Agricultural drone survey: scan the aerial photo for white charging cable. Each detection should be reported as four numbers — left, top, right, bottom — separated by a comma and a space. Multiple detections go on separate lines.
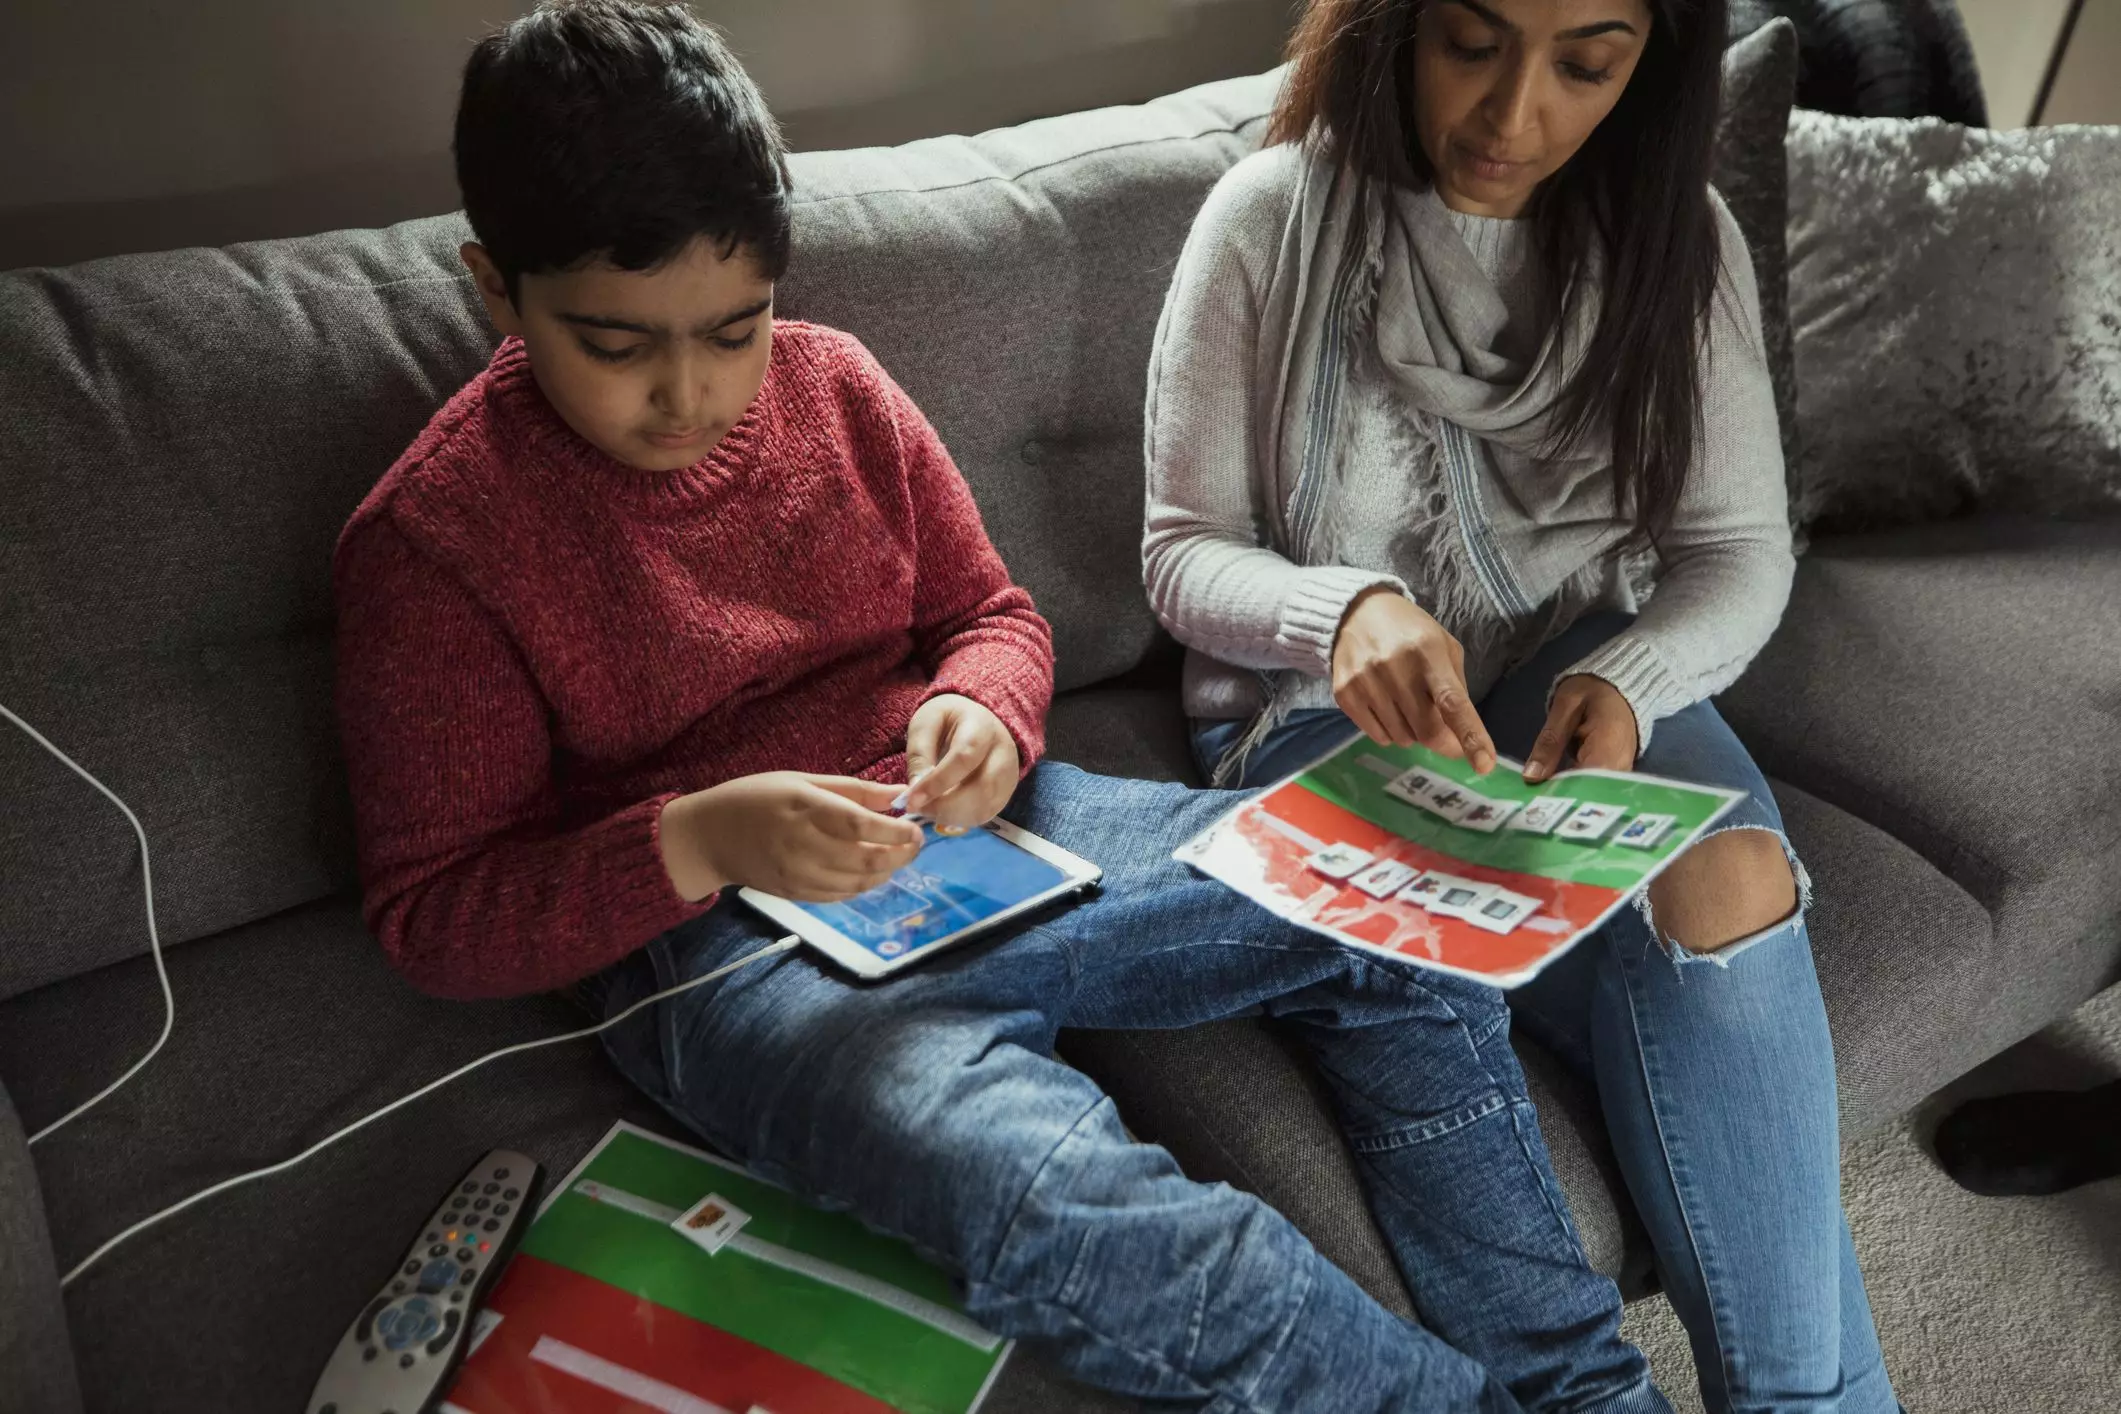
2, 703, 175, 1149
2, 702, 797, 1288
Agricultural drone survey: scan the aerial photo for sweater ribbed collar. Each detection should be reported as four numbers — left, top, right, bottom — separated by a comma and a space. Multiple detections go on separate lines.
483, 336, 768, 511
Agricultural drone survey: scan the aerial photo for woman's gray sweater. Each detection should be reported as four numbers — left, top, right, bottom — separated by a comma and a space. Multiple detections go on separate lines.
1143, 145, 1793, 754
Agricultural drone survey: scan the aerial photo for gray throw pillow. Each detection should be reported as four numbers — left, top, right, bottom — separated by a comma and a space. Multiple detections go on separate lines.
1786, 112, 2121, 530
1713, 17, 1801, 492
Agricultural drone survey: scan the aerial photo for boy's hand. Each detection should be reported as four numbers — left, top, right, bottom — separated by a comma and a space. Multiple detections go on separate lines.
903, 694, 1020, 835
1524, 675, 1639, 782
660, 772, 925, 903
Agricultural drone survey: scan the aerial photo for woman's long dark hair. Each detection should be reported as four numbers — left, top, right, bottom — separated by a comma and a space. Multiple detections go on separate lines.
1267, 0, 1728, 548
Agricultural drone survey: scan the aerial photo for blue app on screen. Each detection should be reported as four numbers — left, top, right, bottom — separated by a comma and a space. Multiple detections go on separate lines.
794, 825, 1069, 960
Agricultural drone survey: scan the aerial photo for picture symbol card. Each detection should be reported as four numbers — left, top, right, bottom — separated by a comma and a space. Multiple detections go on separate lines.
1464, 887, 1542, 936
1455, 797, 1523, 834
1304, 842, 1375, 879
1349, 858, 1420, 899
1615, 813, 1677, 850
670, 1193, 752, 1256
1506, 795, 1578, 835
1555, 802, 1626, 842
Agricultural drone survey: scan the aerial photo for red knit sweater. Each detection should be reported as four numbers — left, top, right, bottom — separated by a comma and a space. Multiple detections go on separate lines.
334, 324, 1054, 1000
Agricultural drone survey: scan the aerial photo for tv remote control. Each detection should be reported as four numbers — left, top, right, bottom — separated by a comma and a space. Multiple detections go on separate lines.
307, 1149, 543, 1414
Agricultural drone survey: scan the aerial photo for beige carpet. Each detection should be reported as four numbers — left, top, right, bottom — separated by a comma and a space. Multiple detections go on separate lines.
1621, 983, 2121, 1413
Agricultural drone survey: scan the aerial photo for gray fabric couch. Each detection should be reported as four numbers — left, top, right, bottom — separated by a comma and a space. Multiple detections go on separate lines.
2, 71, 2116, 1414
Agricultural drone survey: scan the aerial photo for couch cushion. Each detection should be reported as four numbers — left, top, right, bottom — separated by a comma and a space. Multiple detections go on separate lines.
1721, 518, 2121, 956
1784, 114, 2121, 531
1711, 18, 1799, 481
1721, 517, 2121, 1085
0, 217, 498, 1002
776, 72, 1276, 693
1044, 674, 1197, 784
1772, 781, 1993, 1128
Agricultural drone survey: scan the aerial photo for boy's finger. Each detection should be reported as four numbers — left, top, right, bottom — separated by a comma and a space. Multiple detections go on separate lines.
925, 760, 1010, 832
809, 776, 905, 812
811, 790, 926, 846
853, 838, 922, 876
904, 735, 983, 811
903, 708, 945, 783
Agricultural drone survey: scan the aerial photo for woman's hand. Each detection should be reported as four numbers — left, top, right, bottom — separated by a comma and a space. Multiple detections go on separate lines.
1524, 675, 1639, 782
902, 693, 1020, 834
660, 773, 927, 903
1330, 586, 1497, 773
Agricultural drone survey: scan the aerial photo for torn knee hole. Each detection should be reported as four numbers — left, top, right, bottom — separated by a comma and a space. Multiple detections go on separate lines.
1643, 828, 1800, 955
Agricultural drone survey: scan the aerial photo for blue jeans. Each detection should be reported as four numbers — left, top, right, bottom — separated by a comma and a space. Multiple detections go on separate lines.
594, 761, 1671, 1414
1194, 613, 1899, 1414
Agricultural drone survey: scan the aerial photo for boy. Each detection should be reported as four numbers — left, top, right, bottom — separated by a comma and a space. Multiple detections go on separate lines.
334, 5, 1664, 1411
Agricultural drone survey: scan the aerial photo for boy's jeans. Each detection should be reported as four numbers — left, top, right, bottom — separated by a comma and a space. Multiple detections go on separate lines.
593, 762, 1670, 1414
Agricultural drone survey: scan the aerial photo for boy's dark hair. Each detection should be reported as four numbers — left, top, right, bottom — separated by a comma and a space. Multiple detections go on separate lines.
455, 0, 792, 299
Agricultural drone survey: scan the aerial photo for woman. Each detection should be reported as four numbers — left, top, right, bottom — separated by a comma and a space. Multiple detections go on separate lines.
1145, 1, 1899, 1411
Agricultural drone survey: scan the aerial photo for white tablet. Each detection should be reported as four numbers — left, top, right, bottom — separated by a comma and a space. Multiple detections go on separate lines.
738, 819, 1102, 980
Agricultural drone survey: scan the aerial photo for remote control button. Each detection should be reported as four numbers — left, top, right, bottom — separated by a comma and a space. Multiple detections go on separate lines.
400, 1353, 416, 1369
429, 1243, 448, 1257
493, 1167, 510, 1179
457, 1248, 474, 1262
483, 1218, 500, 1233
426, 1308, 463, 1356
391, 1281, 407, 1296
449, 1290, 465, 1305
403, 1260, 419, 1275
503, 1188, 519, 1200
362, 1347, 377, 1362
321, 1404, 337, 1414
483, 1182, 500, 1195
418, 1257, 459, 1293
355, 1297, 389, 1343
460, 1267, 476, 1286
461, 1181, 477, 1193
494, 1203, 511, 1216
473, 1198, 490, 1211
379, 1295, 440, 1353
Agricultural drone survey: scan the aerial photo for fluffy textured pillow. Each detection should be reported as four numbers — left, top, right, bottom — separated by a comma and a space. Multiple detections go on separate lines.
1786, 112, 2121, 530
1712, 17, 1800, 485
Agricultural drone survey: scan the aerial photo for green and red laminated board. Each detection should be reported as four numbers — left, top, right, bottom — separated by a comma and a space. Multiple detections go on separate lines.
1177, 738, 1743, 987
443, 1122, 1010, 1414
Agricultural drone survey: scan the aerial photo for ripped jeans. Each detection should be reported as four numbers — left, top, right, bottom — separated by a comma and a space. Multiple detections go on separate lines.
1194, 612, 1898, 1414
592, 758, 1670, 1414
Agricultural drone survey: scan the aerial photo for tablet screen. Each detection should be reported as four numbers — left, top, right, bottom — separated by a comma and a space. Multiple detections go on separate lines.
788, 824, 1072, 963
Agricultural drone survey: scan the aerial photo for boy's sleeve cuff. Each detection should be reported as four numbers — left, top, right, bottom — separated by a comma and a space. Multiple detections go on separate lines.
920, 670, 1050, 778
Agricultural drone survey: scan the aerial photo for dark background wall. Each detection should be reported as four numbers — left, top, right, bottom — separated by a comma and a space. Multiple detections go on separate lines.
0, 0, 1297, 271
